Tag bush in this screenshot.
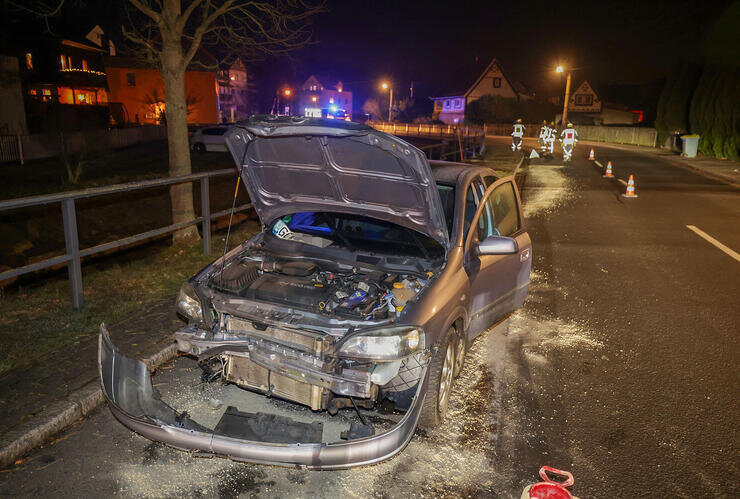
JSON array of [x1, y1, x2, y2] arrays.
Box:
[[466, 95, 558, 125]]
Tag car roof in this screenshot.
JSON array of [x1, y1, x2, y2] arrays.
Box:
[[429, 160, 497, 186]]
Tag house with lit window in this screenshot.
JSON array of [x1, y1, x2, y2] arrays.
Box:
[[105, 56, 218, 125], [298, 76, 353, 119], [562, 80, 642, 125], [17, 26, 114, 131], [567, 80, 602, 114], [217, 58, 250, 123], [431, 58, 531, 124]]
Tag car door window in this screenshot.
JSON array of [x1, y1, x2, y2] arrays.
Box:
[[489, 182, 520, 237], [482, 175, 497, 188], [477, 195, 495, 241], [463, 183, 480, 240]]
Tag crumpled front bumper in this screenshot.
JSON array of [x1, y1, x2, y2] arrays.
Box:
[[98, 325, 429, 469]]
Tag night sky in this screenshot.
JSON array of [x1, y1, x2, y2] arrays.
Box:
[[5, 0, 734, 113], [251, 0, 733, 111]]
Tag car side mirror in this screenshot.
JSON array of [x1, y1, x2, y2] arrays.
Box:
[[476, 235, 518, 256]]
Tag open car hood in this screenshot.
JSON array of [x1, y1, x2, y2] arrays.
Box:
[[225, 116, 449, 248]]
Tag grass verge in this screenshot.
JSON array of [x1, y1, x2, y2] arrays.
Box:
[[0, 221, 259, 376]]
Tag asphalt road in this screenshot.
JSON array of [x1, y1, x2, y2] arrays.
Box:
[[1, 143, 738, 497], [500, 143, 739, 496]]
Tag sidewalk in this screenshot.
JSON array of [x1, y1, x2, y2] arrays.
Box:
[[578, 140, 740, 186], [0, 298, 181, 467]]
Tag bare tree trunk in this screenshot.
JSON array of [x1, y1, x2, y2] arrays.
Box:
[[161, 19, 198, 242]]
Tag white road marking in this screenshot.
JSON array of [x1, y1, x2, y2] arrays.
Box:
[[617, 178, 627, 186], [594, 160, 602, 168], [686, 225, 740, 262]]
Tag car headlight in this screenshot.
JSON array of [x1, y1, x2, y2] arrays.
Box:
[[176, 283, 203, 322], [337, 326, 425, 362]]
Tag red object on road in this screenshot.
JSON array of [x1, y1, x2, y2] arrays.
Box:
[[588, 148, 595, 160], [603, 161, 614, 178], [622, 174, 638, 198], [521, 466, 575, 499]]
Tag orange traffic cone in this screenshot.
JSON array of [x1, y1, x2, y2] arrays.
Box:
[[588, 148, 595, 160], [622, 174, 638, 198], [603, 161, 614, 178]]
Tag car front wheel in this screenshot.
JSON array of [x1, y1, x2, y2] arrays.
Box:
[[419, 327, 456, 428]]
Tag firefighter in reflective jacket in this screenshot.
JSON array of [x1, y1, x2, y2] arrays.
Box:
[[560, 123, 578, 161], [538, 120, 549, 152], [511, 118, 525, 151], [544, 121, 556, 155]]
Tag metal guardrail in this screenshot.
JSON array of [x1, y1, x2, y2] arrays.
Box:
[[0, 130, 474, 311], [368, 121, 485, 139], [0, 168, 250, 310], [368, 122, 486, 160]]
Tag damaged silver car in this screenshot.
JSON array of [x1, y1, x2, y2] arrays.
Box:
[[99, 116, 532, 469]]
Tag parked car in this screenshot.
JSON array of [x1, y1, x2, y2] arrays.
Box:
[[99, 115, 531, 469], [190, 125, 231, 152]]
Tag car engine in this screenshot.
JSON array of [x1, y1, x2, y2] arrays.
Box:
[[210, 257, 426, 321]]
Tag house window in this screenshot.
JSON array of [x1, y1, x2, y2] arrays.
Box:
[[126, 72, 136, 86], [443, 100, 451, 110], [454, 99, 462, 109], [58, 87, 74, 104], [82, 59, 89, 71], [25, 53, 33, 70], [60, 54, 68, 70], [493, 77, 501, 88], [74, 89, 96, 105], [575, 94, 593, 106]]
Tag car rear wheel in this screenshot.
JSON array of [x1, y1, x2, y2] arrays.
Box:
[[419, 327, 456, 428], [193, 142, 206, 153]]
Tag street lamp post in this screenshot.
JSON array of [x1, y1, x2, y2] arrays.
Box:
[[381, 82, 393, 123], [556, 65, 572, 125]]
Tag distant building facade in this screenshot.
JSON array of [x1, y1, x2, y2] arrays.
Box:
[[105, 57, 218, 125], [298, 76, 353, 118], [568, 80, 602, 114], [217, 59, 250, 123], [14, 26, 113, 132], [0, 55, 28, 134], [432, 58, 531, 124]]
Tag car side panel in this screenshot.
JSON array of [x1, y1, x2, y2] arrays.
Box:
[[399, 248, 470, 346]]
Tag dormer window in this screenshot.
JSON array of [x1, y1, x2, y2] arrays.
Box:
[[82, 59, 89, 71], [25, 53, 33, 70]]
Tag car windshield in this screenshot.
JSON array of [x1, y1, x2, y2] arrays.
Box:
[[271, 212, 444, 259]]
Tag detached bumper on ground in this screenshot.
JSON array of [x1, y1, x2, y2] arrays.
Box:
[[97, 325, 428, 469]]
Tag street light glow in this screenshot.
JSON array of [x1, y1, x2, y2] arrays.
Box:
[[284, 89, 292, 96], [556, 65, 564, 73], [381, 82, 389, 90]]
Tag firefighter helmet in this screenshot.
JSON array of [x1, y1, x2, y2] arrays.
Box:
[[550, 121, 555, 126], [517, 118, 523, 123], [567, 122, 573, 128]]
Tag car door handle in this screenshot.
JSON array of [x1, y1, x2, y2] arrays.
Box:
[[520, 248, 530, 262]]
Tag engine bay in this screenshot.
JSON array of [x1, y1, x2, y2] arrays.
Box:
[[209, 255, 429, 321]]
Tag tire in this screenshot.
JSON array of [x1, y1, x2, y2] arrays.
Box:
[[419, 327, 456, 429], [193, 142, 206, 153], [453, 328, 467, 379]]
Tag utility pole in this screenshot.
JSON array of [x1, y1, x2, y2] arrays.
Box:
[[561, 71, 572, 125], [388, 87, 393, 123]]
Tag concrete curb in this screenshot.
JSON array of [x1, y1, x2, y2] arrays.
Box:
[[0, 341, 179, 468]]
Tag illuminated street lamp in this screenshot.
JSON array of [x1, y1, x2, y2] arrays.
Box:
[[283, 88, 292, 97], [556, 65, 572, 125], [381, 81, 393, 122]]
